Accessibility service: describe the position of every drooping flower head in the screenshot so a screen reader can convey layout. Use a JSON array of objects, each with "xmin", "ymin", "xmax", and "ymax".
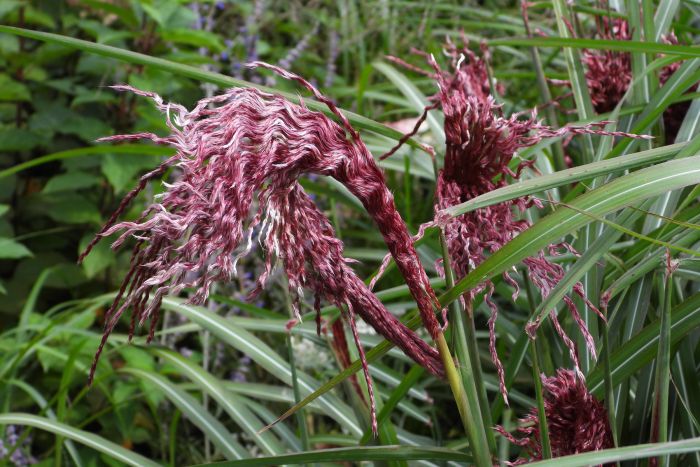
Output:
[
  {"xmin": 497, "ymin": 369, "xmax": 614, "ymax": 465},
  {"xmin": 330, "ymin": 318, "xmax": 365, "ymax": 403},
  {"xmin": 81, "ymin": 64, "xmax": 447, "ymax": 433},
  {"xmin": 259, "ymin": 183, "xmax": 445, "ymax": 432},
  {"xmin": 388, "ymin": 36, "xmax": 645, "ymax": 402}
]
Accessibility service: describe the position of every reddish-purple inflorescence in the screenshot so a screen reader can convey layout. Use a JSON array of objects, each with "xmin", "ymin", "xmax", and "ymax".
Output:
[
  {"xmin": 81, "ymin": 63, "xmax": 448, "ymax": 435},
  {"xmin": 388, "ymin": 37, "xmax": 646, "ymax": 403},
  {"xmin": 583, "ymin": 16, "xmax": 695, "ymax": 139},
  {"xmin": 496, "ymin": 369, "xmax": 614, "ymax": 465},
  {"xmin": 583, "ymin": 17, "xmax": 632, "ymax": 114}
]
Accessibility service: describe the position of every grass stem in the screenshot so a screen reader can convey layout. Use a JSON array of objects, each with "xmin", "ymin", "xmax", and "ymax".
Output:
[
  {"xmin": 438, "ymin": 232, "xmax": 496, "ymax": 465},
  {"xmin": 439, "ymin": 232, "xmax": 496, "ymax": 454},
  {"xmin": 521, "ymin": 271, "xmax": 552, "ymax": 458},
  {"xmin": 651, "ymin": 258, "xmax": 674, "ymax": 467},
  {"xmin": 430, "ymin": 139, "xmax": 493, "ymax": 466},
  {"xmin": 283, "ymin": 279, "xmax": 310, "ymax": 455},
  {"xmin": 602, "ymin": 311, "xmax": 620, "ymax": 450},
  {"xmin": 529, "ymin": 335, "xmax": 552, "ymax": 459},
  {"xmin": 435, "ymin": 333, "xmax": 492, "ymax": 467}
]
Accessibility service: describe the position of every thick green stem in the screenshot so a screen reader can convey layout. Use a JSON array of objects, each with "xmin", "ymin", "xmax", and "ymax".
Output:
[
  {"xmin": 521, "ymin": 271, "xmax": 551, "ymax": 458},
  {"xmin": 429, "ymin": 148, "xmax": 492, "ymax": 465},
  {"xmin": 202, "ymin": 328, "xmax": 212, "ymax": 461},
  {"xmin": 439, "ymin": 232, "xmax": 496, "ymax": 454},
  {"xmin": 435, "ymin": 332, "xmax": 492, "ymax": 467},
  {"xmin": 286, "ymin": 335, "xmax": 310, "ymax": 453},
  {"xmin": 463, "ymin": 306, "xmax": 496, "ymax": 449},
  {"xmin": 498, "ymin": 409, "xmax": 513, "ymax": 467}
]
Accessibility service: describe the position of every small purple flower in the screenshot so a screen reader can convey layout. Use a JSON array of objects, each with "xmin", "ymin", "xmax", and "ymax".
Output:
[
  {"xmin": 229, "ymin": 355, "xmax": 251, "ymax": 382},
  {"xmin": 325, "ymin": 29, "xmax": 339, "ymax": 88},
  {"xmin": 1, "ymin": 426, "xmax": 36, "ymax": 466},
  {"xmin": 190, "ymin": 2, "xmax": 204, "ymax": 31},
  {"xmin": 278, "ymin": 24, "xmax": 319, "ymax": 71},
  {"xmin": 212, "ymin": 341, "xmax": 225, "ymax": 370}
]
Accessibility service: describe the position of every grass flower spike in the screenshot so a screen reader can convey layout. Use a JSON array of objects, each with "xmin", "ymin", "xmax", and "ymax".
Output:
[
  {"xmin": 391, "ymin": 38, "xmax": 647, "ymax": 402},
  {"xmin": 80, "ymin": 63, "xmax": 450, "ymax": 435}
]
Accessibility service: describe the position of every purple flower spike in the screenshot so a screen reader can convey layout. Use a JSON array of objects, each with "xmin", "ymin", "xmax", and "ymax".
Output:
[
  {"xmin": 278, "ymin": 23, "xmax": 319, "ymax": 71},
  {"xmin": 82, "ymin": 63, "xmax": 447, "ymax": 435},
  {"xmin": 388, "ymin": 36, "xmax": 647, "ymax": 403}
]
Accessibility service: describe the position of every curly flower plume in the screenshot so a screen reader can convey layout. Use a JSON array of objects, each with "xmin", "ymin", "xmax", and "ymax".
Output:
[
  {"xmin": 496, "ymin": 369, "xmax": 613, "ymax": 465},
  {"xmin": 388, "ymin": 37, "xmax": 647, "ymax": 403},
  {"xmin": 81, "ymin": 64, "xmax": 447, "ymax": 434}
]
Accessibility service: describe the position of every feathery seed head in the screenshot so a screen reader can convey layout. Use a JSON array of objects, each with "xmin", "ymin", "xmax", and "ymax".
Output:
[
  {"xmin": 390, "ymin": 38, "xmax": 642, "ymax": 402},
  {"xmin": 83, "ymin": 64, "xmax": 446, "ymax": 435}
]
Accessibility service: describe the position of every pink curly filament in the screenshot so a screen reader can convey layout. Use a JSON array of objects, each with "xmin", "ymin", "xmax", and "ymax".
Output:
[
  {"xmin": 81, "ymin": 64, "xmax": 451, "ymax": 435},
  {"xmin": 387, "ymin": 36, "xmax": 647, "ymax": 403}
]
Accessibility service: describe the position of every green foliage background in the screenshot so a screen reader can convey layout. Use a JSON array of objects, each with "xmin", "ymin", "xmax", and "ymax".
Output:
[{"xmin": 1, "ymin": 0, "xmax": 700, "ymax": 466}]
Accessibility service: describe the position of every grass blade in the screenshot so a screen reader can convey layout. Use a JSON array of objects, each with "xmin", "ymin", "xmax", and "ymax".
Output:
[
  {"xmin": 0, "ymin": 413, "xmax": 160, "ymax": 467},
  {"xmin": 525, "ymin": 438, "xmax": 700, "ymax": 467},
  {"xmin": 650, "ymin": 262, "xmax": 674, "ymax": 466},
  {"xmin": 443, "ymin": 142, "xmax": 687, "ymax": 218},
  {"xmin": 191, "ymin": 445, "xmax": 471, "ymax": 466},
  {"xmin": 488, "ymin": 37, "xmax": 700, "ymax": 58},
  {"xmin": 672, "ymin": 340, "xmax": 700, "ymax": 466},
  {"xmin": 0, "ymin": 145, "xmax": 172, "ymax": 180},
  {"xmin": 588, "ymin": 293, "xmax": 700, "ymax": 396},
  {"xmin": 121, "ymin": 368, "xmax": 249, "ymax": 460},
  {"xmin": 359, "ymin": 365, "xmax": 424, "ymax": 445},
  {"xmin": 654, "ymin": 0, "xmax": 680, "ymax": 42},
  {"xmin": 5, "ymin": 380, "xmax": 83, "ymax": 467},
  {"xmin": 440, "ymin": 155, "xmax": 700, "ymax": 305},
  {"xmin": 529, "ymin": 336, "xmax": 552, "ymax": 458},
  {"xmin": 152, "ymin": 348, "xmax": 286, "ymax": 456},
  {"xmin": 160, "ymin": 298, "xmax": 362, "ymax": 436},
  {"xmin": 0, "ymin": 26, "xmax": 420, "ymax": 148}
]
